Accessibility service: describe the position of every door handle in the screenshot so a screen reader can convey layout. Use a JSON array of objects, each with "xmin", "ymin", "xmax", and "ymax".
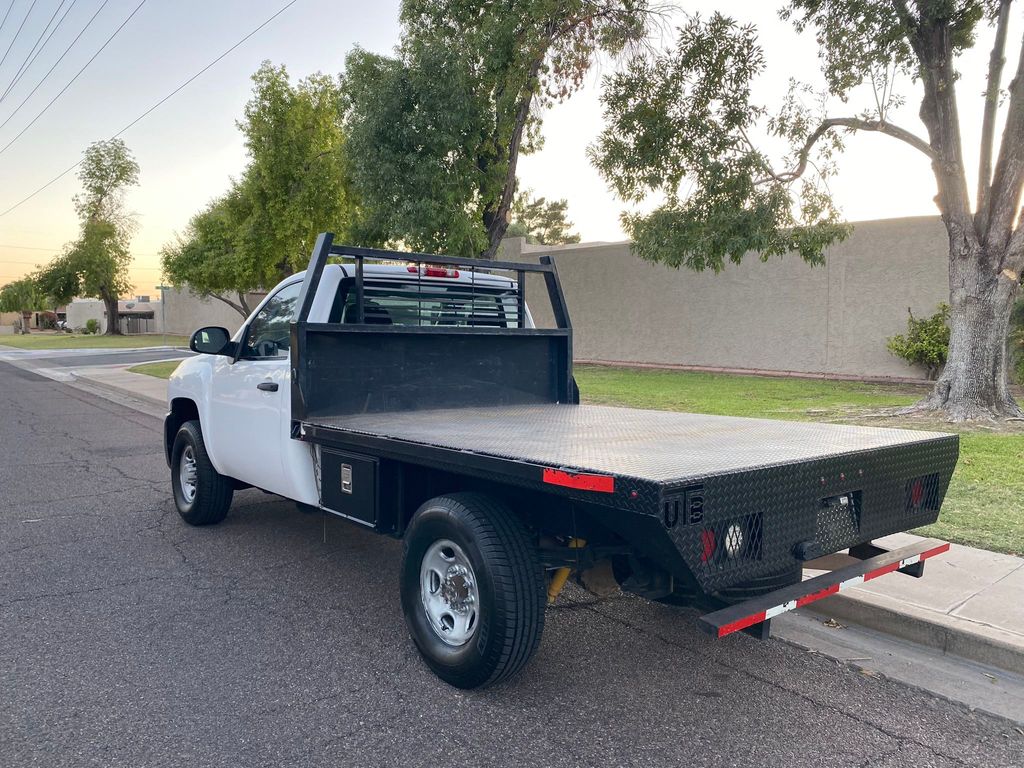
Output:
[{"xmin": 257, "ymin": 382, "xmax": 279, "ymax": 392}]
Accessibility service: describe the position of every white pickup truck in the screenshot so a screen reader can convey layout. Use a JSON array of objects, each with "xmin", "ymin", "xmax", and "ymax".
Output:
[{"xmin": 166, "ymin": 234, "xmax": 958, "ymax": 689}]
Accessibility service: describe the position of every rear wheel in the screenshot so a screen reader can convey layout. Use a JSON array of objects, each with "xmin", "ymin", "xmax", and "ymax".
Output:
[
  {"xmin": 171, "ymin": 420, "xmax": 233, "ymax": 526},
  {"xmin": 400, "ymin": 493, "xmax": 545, "ymax": 689}
]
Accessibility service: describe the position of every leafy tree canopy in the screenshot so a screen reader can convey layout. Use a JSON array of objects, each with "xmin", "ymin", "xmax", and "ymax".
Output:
[
  {"xmin": 162, "ymin": 62, "xmax": 354, "ymax": 315},
  {"xmin": 507, "ymin": 190, "xmax": 581, "ymax": 245},
  {"xmin": 343, "ymin": 0, "xmax": 653, "ymax": 258},
  {"xmin": 0, "ymin": 277, "xmax": 41, "ymax": 319},
  {"xmin": 36, "ymin": 139, "xmax": 139, "ymax": 334},
  {"xmin": 590, "ymin": 12, "xmax": 850, "ymax": 272}
]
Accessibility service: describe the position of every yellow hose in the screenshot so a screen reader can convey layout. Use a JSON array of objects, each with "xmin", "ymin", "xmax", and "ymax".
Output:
[{"xmin": 547, "ymin": 538, "xmax": 586, "ymax": 604}]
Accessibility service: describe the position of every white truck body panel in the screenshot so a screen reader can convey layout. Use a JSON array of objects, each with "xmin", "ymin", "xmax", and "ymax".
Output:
[{"xmin": 167, "ymin": 264, "xmax": 521, "ymax": 506}]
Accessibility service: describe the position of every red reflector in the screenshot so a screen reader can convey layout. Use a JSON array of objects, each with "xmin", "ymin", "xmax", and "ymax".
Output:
[
  {"xmin": 700, "ymin": 529, "xmax": 716, "ymax": 562},
  {"xmin": 542, "ymin": 468, "xmax": 614, "ymax": 493},
  {"xmin": 910, "ymin": 479, "xmax": 925, "ymax": 507},
  {"xmin": 717, "ymin": 611, "xmax": 767, "ymax": 638},
  {"xmin": 407, "ymin": 265, "xmax": 459, "ymax": 278}
]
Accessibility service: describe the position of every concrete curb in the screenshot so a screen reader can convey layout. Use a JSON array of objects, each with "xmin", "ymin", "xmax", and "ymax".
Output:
[
  {"xmin": 806, "ymin": 593, "xmax": 1024, "ymax": 676},
  {"xmin": 68, "ymin": 370, "xmax": 167, "ymax": 413}
]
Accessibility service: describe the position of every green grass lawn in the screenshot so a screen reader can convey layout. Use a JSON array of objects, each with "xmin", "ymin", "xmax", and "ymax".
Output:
[
  {"xmin": 575, "ymin": 365, "xmax": 1024, "ymax": 556},
  {"xmin": 123, "ymin": 359, "xmax": 1023, "ymax": 555},
  {"xmin": 0, "ymin": 333, "xmax": 189, "ymax": 350},
  {"xmin": 128, "ymin": 360, "xmax": 182, "ymax": 378}
]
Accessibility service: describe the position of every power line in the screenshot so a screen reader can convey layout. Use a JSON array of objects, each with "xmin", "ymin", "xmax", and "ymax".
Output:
[
  {"xmin": 0, "ymin": 0, "xmax": 111, "ymax": 133},
  {"xmin": 0, "ymin": 0, "xmax": 40, "ymax": 74},
  {"xmin": 0, "ymin": 2, "xmax": 15, "ymax": 40},
  {"xmin": 0, "ymin": 0, "xmax": 301, "ymax": 219},
  {"xmin": 0, "ymin": 0, "xmax": 146, "ymax": 158},
  {"xmin": 0, "ymin": 0, "xmax": 77, "ymax": 105},
  {"xmin": 5, "ymin": 0, "xmax": 81, "ymax": 104}
]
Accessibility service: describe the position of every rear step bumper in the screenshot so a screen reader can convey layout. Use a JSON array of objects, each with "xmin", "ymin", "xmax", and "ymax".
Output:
[{"xmin": 699, "ymin": 539, "xmax": 950, "ymax": 639}]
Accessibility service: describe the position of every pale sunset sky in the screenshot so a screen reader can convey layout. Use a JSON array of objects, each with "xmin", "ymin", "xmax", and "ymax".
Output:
[{"xmin": 0, "ymin": 1, "xmax": 1018, "ymax": 295}]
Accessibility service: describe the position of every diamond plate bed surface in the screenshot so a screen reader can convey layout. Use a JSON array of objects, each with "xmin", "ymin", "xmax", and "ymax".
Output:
[{"xmin": 305, "ymin": 404, "xmax": 952, "ymax": 484}]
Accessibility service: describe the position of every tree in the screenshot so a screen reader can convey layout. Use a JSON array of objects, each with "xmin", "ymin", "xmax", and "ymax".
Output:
[
  {"xmin": 342, "ymin": 0, "xmax": 652, "ymax": 259},
  {"xmin": 0, "ymin": 277, "xmax": 41, "ymax": 334},
  {"xmin": 162, "ymin": 63, "xmax": 354, "ymax": 316},
  {"xmin": 37, "ymin": 140, "xmax": 139, "ymax": 335},
  {"xmin": 507, "ymin": 190, "xmax": 581, "ymax": 244},
  {"xmin": 590, "ymin": 3, "xmax": 1024, "ymax": 421}
]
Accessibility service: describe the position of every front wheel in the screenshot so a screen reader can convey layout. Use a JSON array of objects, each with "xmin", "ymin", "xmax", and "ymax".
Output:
[
  {"xmin": 171, "ymin": 420, "xmax": 233, "ymax": 526},
  {"xmin": 400, "ymin": 493, "xmax": 545, "ymax": 689}
]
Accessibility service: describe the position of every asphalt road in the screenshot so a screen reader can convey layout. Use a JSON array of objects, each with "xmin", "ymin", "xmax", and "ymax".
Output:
[
  {"xmin": 0, "ymin": 346, "xmax": 191, "ymax": 369},
  {"xmin": 1, "ymin": 362, "xmax": 1021, "ymax": 768}
]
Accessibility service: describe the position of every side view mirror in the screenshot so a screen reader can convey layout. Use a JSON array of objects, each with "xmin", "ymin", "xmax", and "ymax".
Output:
[{"xmin": 189, "ymin": 326, "xmax": 233, "ymax": 356}]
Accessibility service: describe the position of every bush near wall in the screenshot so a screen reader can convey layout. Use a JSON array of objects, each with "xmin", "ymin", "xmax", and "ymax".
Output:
[{"xmin": 886, "ymin": 304, "xmax": 950, "ymax": 380}]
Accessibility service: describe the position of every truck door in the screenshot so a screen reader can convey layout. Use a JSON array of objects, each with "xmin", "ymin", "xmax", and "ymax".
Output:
[{"xmin": 209, "ymin": 280, "xmax": 301, "ymax": 495}]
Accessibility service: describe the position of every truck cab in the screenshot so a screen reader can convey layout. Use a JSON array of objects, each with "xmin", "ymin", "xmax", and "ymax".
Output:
[{"xmin": 165, "ymin": 263, "xmax": 526, "ymax": 506}]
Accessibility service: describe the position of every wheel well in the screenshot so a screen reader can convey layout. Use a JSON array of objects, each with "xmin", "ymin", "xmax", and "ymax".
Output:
[{"xmin": 164, "ymin": 398, "xmax": 199, "ymax": 466}]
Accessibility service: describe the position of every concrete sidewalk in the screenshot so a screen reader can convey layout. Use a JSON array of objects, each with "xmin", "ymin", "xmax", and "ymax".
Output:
[
  {"xmin": 69, "ymin": 364, "xmax": 170, "ymax": 410},
  {"xmin": 68, "ymin": 364, "xmax": 1024, "ymax": 675}
]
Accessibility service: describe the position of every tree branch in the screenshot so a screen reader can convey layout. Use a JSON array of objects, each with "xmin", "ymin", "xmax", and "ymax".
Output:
[
  {"xmin": 976, "ymin": 0, "xmax": 1012, "ymax": 231},
  {"xmin": 986, "ymin": 26, "xmax": 1024, "ymax": 251},
  {"xmin": 208, "ymin": 292, "xmax": 250, "ymax": 318},
  {"xmin": 758, "ymin": 117, "xmax": 934, "ymax": 184}
]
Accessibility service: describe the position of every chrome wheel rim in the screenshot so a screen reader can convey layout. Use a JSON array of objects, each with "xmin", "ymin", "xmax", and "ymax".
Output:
[
  {"xmin": 179, "ymin": 445, "xmax": 198, "ymax": 504},
  {"xmin": 420, "ymin": 539, "xmax": 479, "ymax": 646}
]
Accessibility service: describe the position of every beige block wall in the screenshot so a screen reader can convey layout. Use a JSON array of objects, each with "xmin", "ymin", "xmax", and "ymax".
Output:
[
  {"xmin": 161, "ymin": 287, "xmax": 266, "ymax": 336},
  {"xmin": 510, "ymin": 216, "xmax": 949, "ymax": 380}
]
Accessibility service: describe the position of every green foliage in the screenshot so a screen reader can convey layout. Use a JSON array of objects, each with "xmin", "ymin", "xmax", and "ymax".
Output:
[
  {"xmin": 37, "ymin": 139, "xmax": 139, "ymax": 334},
  {"xmin": 506, "ymin": 190, "xmax": 580, "ymax": 245},
  {"xmin": 162, "ymin": 63, "xmax": 353, "ymax": 312},
  {"xmin": 83, "ymin": 319, "xmax": 100, "ymax": 335},
  {"xmin": 0, "ymin": 278, "xmax": 41, "ymax": 331},
  {"xmin": 343, "ymin": 0, "xmax": 651, "ymax": 257},
  {"xmin": 887, "ymin": 304, "xmax": 951, "ymax": 379},
  {"xmin": 589, "ymin": 13, "xmax": 850, "ymax": 272}
]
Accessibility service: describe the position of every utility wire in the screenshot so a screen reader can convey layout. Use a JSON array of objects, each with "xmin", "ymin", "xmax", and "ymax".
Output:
[
  {"xmin": 0, "ymin": 0, "xmax": 145, "ymax": 156},
  {"xmin": 0, "ymin": 0, "xmax": 110, "ymax": 132},
  {"xmin": 0, "ymin": 0, "xmax": 77, "ymax": 104},
  {"xmin": 0, "ymin": 0, "xmax": 40, "ymax": 74},
  {"xmin": 9, "ymin": 0, "xmax": 82, "ymax": 102},
  {"xmin": 0, "ymin": 0, "xmax": 301, "ymax": 219},
  {"xmin": 3, "ymin": 0, "xmax": 80, "ymax": 102},
  {"xmin": 0, "ymin": 2, "xmax": 15, "ymax": 40}
]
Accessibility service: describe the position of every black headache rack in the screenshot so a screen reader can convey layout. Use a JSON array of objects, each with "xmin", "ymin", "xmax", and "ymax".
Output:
[
  {"xmin": 290, "ymin": 232, "xmax": 576, "ymax": 423},
  {"xmin": 289, "ymin": 234, "xmax": 959, "ymax": 637}
]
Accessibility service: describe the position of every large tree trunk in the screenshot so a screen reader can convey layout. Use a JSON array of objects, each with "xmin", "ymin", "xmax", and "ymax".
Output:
[
  {"xmin": 916, "ymin": 241, "xmax": 1022, "ymax": 420},
  {"xmin": 102, "ymin": 293, "xmax": 122, "ymax": 335},
  {"xmin": 20, "ymin": 311, "xmax": 31, "ymax": 334}
]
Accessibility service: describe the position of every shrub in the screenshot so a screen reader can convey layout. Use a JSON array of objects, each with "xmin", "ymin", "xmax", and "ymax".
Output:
[
  {"xmin": 83, "ymin": 319, "xmax": 100, "ymax": 335},
  {"xmin": 887, "ymin": 304, "xmax": 950, "ymax": 380}
]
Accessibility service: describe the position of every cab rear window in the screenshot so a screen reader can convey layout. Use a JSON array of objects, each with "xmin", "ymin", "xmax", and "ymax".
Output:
[{"xmin": 329, "ymin": 278, "xmax": 520, "ymax": 328}]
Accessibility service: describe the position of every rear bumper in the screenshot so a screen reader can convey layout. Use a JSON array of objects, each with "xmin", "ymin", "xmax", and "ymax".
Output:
[{"xmin": 699, "ymin": 538, "xmax": 950, "ymax": 638}]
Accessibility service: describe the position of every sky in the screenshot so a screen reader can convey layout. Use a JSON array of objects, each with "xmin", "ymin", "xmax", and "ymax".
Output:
[{"xmin": 0, "ymin": 0, "xmax": 1019, "ymax": 295}]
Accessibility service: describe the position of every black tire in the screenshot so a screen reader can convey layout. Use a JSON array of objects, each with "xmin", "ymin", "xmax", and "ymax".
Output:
[
  {"xmin": 171, "ymin": 420, "xmax": 233, "ymax": 526},
  {"xmin": 400, "ymin": 493, "xmax": 545, "ymax": 689}
]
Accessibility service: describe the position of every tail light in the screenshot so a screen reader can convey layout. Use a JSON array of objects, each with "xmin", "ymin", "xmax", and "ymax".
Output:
[
  {"xmin": 700, "ymin": 529, "xmax": 716, "ymax": 562},
  {"xmin": 905, "ymin": 473, "xmax": 939, "ymax": 512},
  {"xmin": 407, "ymin": 265, "xmax": 459, "ymax": 278}
]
